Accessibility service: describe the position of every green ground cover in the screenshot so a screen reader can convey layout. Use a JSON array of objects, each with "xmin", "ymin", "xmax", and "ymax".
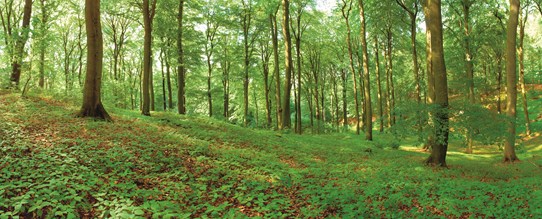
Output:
[{"xmin": 1, "ymin": 90, "xmax": 541, "ymax": 218}]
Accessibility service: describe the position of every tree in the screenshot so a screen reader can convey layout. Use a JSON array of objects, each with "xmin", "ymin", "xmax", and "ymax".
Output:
[
  {"xmin": 341, "ymin": 0, "xmax": 361, "ymax": 135},
  {"xmin": 269, "ymin": 4, "xmax": 282, "ymax": 129},
  {"xmin": 358, "ymin": 0, "xmax": 372, "ymax": 140},
  {"xmin": 8, "ymin": 0, "xmax": 32, "ymax": 87},
  {"xmin": 518, "ymin": 1, "xmax": 531, "ymax": 136},
  {"xmin": 503, "ymin": 0, "xmax": 520, "ymax": 162},
  {"xmin": 396, "ymin": 0, "xmax": 422, "ymax": 136},
  {"xmin": 141, "ymin": 0, "xmax": 157, "ymax": 116},
  {"xmin": 241, "ymin": 0, "xmax": 258, "ymax": 126},
  {"xmin": 291, "ymin": 0, "xmax": 308, "ymax": 134},
  {"xmin": 76, "ymin": 0, "xmax": 112, "ymax": 121},
  {"xmin": 177, "ymin": 0, "xmax": 187, "ymax": 114},
  {"xmin": 424, "ymin": 0, "xmax": 449, "ymax": 167},
  {"xmin": 281, "ymin": 0, "xmax": 293, "ymax": 129},
  {"xmin": 373, "ymin": 35, "xmax": 384, "ymax": 133},
  {"xmin": 203, "ymin": 2, "xmax": 220, "ymax": 117}
]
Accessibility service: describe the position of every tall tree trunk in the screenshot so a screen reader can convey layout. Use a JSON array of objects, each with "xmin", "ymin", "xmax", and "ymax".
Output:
[
  {"xmin": 38, "ymin": 0, "xmax": 48, "ymax": 89},
  {"xmin": 374, "ymin": 35, "xmax": 384, "ymax": 133},
  {"xmin": 142, "ymin": 0, "xmax": 156, "ymax": 116},
  {"xmin": 359, "ymin": 0, "xmax": 372, "ymax": 140},
  {"xmin": 397, "ymin": 0, "xmax": 422, "ymax": 137},
  {"xmin": 461, "ymin": 0, "xmax": 475, "ymax": 154},
  {"xmin": 160, "ymin": 48, "xmax": 167, "ymax": 111},
  {"xmin": 205, "ymin": 17, "xmax": 218, "ymax": 117},
  {"xmin": 496, "ymin": 52, "xmax": 503, "ymax": 114},
  {"xmin": 77, "ymin": 0, "xmax": 111, "ymax": 121},
  {"xmin": 518, "ymin": 7, "xmax": 531, "ymax": 136},
  {"xmin": 207, "ymin": 57, "xmax": 213, "ymax": 117},
  {"xmin": 222, "ymin": 44, "xmax": 231, "ymax": 119},
  {"xmin": 341, "ymin": 68, "xmax": 348, "ymax": 131},
  {"xmin": 241, "ymin": 0, "xmax": 254, "ymax": 127},
  {"xmin": 177, "ymin": 0, "xmax": 187, "ymax": 114},
  {"xmin": 423, "ymin": 1, "xmax": 436, "ymax": 150},
  {"xmin": 77, "ymin": 19, "xmax": 85, "ymax": 87},
  {"xmin": 260, "ymin": 42, "xmax": 273, "ymax": 128},
  {"xmin": 424, "ymin": 0, "xmax": 449, "ymax": 167},
  {"xmin": 165, "ymin": 45, "xmax": 173, "ymax": 109},
  {"xmin": 504, "ymin": 0, "xmax": 520, "ymax": 162},
  {"xmin": 10, "ymin": 0, "xmax": 33, "ymax": 87},
  {"xmin": 291, "ymin": 3, "xmax": 305, "ymax": 134},
  {"xmin": 385, "ymin": 29, "xmax": 394, "ymax": 128},
  {"xmin": 332, "ymin": 67, "xmax": 340, "ymax": 130},
  {"xmin": 341, "ymin": 0, "xmax": 360, "ymax": 134},
  {"xmin": 282, "ymin": 0, "xmax": 293, "ymax": 129},
  {"xmin": 270, "ymin": 7, "xmax": 282, "ymax": 129}
]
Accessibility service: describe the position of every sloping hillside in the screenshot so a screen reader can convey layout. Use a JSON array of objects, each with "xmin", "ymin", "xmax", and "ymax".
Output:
[{"xmin": 1, "ymin": 90, "xmax": 541, "ymax": 218}]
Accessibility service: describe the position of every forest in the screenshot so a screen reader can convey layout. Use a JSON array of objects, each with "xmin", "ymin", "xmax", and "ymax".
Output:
[{"xmin": 1, "ymin": 0, "xmax": 541, "ymax": 218}]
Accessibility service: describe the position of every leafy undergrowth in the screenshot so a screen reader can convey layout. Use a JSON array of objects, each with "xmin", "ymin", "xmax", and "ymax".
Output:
[{"xmin": 1, "ymin": 90, "xmax": 541, "ymax": 218}]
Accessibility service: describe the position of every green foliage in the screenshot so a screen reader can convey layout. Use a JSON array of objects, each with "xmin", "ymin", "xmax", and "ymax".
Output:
[
  {"xmin": 0, "ymin": 91, "xmax": 541, "ymax": 218},
  {"xmin": 451, "ymin": 101, "xmax": 509, "ymax": 146}
]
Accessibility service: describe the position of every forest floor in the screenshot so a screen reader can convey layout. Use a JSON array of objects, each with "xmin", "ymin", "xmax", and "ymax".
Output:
[{"xmin": 1, "ymin": 89, "xmax": 541, "ymax": 218}]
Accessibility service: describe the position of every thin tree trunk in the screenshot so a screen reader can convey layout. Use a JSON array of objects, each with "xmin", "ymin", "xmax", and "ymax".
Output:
[
  {"xmin": 341, "ymin": 68, "xmax": 348, "ymax": 131},
  {"xmin": 518, "ymin": 7, "xmax": 531, "ymax": 136},
  {"xmin": 260, "ymin": 42, "xmax": 273, "ymax": 127},
  {"xmin": 385, "ymin": 30, "xmax": 393, "ymax": 128},
  {"xmin": 38, "ymin": 0, "xmax": 48, "ymax": 89},
  {"xmin": 504, "ymin": 0, "xmax": 520, "ymax": 162},
  {"xmin": 222, "ymin": 44, "xmax": 231, "ymax": 119},
  {"xmin": 496, "ymin": 52, "xmax": 503, "ymax": 114},
  {"xmin": 359, "ymin": 0, "xmax": 372, "ymax": 140},
  {"xmin": 374, "ymin": 35, "xmax": 384, "ymax": 133},
  {"xmin": 341, "ymin": 0, "xmax": 360, "ymax": 134},
  {"xmin": 462, "ymin": 0, "xmax": 475, "ymax": 154},
  {"xmin": 160, "ymin": 48, "xmax": 167, "ymax": 111},
  {"xmin": 397, "ymin": 0, "xmax": 422, "ymax": 137},
  {"xmin": 282, "ymin": 0, "xmax": 293, "ymax": 129},
  {"xmin": 165, "ymin": 45, "xmax": 173, "ymax": 109},
  {"xmin": 270, "ymin": 7, "xmax": 282, "ymax": 129},
  {"xmin": 142, "ymin": 0, "xmax": 156, "ymax": 116},
  {"xmin": 177, "ymin": 0, "xmax": 187, "ymax": 114}
]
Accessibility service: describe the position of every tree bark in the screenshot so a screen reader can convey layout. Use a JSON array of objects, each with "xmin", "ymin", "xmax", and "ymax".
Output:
[
  {"xmin": 177, "ymin": 0, "xmax": 187, "ymax": 114},
  {"xmin": 424, "ymin": 0, "xmax": 449, "ymax": 167},
  {"xmin": 142, "ymin": 0, "xmax": 157, "ymax": 116},
  {"xmin": 504, "ymin": 0, "xmax": 520, "ymax": 162},
  {"xmin": 242, "ymin": 0, "xmax": 254, "ymax": 127},
  {"xmin": 281, "ymin": 0, "xmax": 293, "ymax": 129},
  {"xmin": 359, "ymin": 0, "xmax": 372, "ymax": 140},
  {"xmin": 165, "ymin": 43, "xmax": 173, "ymax": 109},
  {"xmin": 518, "ymin": 7, "xmax": 531, "ymax": 136},
  {"xmin": 460, "ymin": 0, "xmax": 475, "ymax": 154},
  {"xmin": 9, "ymin": 0, "xmax": 32, "ymax": 87},
  {"xmin": 222, "ymin": 43, "xmax": 231, "ymax": 119},
  {"xmin": 259, "ymin": 40, "xmax": 272, "ymax": 127},
  {"xmin": 374, "ymin": 35, "xmax": 384, "ymax": 133},
  {"xmin": 422, "ymin": 0, "xmax": 436, "ymax": 150},
  {"xmin": 293, "ymin": 12, "xmax": 303, "ymax": 134},
  {"xmin": 341, "ymin": 0, "xmax": 360, "ymax": 134},
  {"xmin": 341, "ymin": 68, "xmax": 348, "ymax": 131},
  {"xmin": 385, "ymin": 29, "xmax": 394, "ymax": 128},
  {"xmin": 38, "ymin": 0, "xmax": 48, "ymax": 89},
  {"xmin": 496, "ymin": 52, "xmax": 503, "ymax": 114},
  {"xmin": 270, "ymin": 7, "xmax": 282, "ymax": 130},
  {"xmin": 77, "ymin": 0, "xmax": 111, "ymax": 121},
  {"xmin": 397, "ymin": 0, "xmax": 422, "ymax": 137}
]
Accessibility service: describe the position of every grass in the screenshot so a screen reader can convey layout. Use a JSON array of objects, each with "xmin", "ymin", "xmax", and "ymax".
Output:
[{"xmin": 1, "ymin": 89, "xmax": 541, "ymax": 218}]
